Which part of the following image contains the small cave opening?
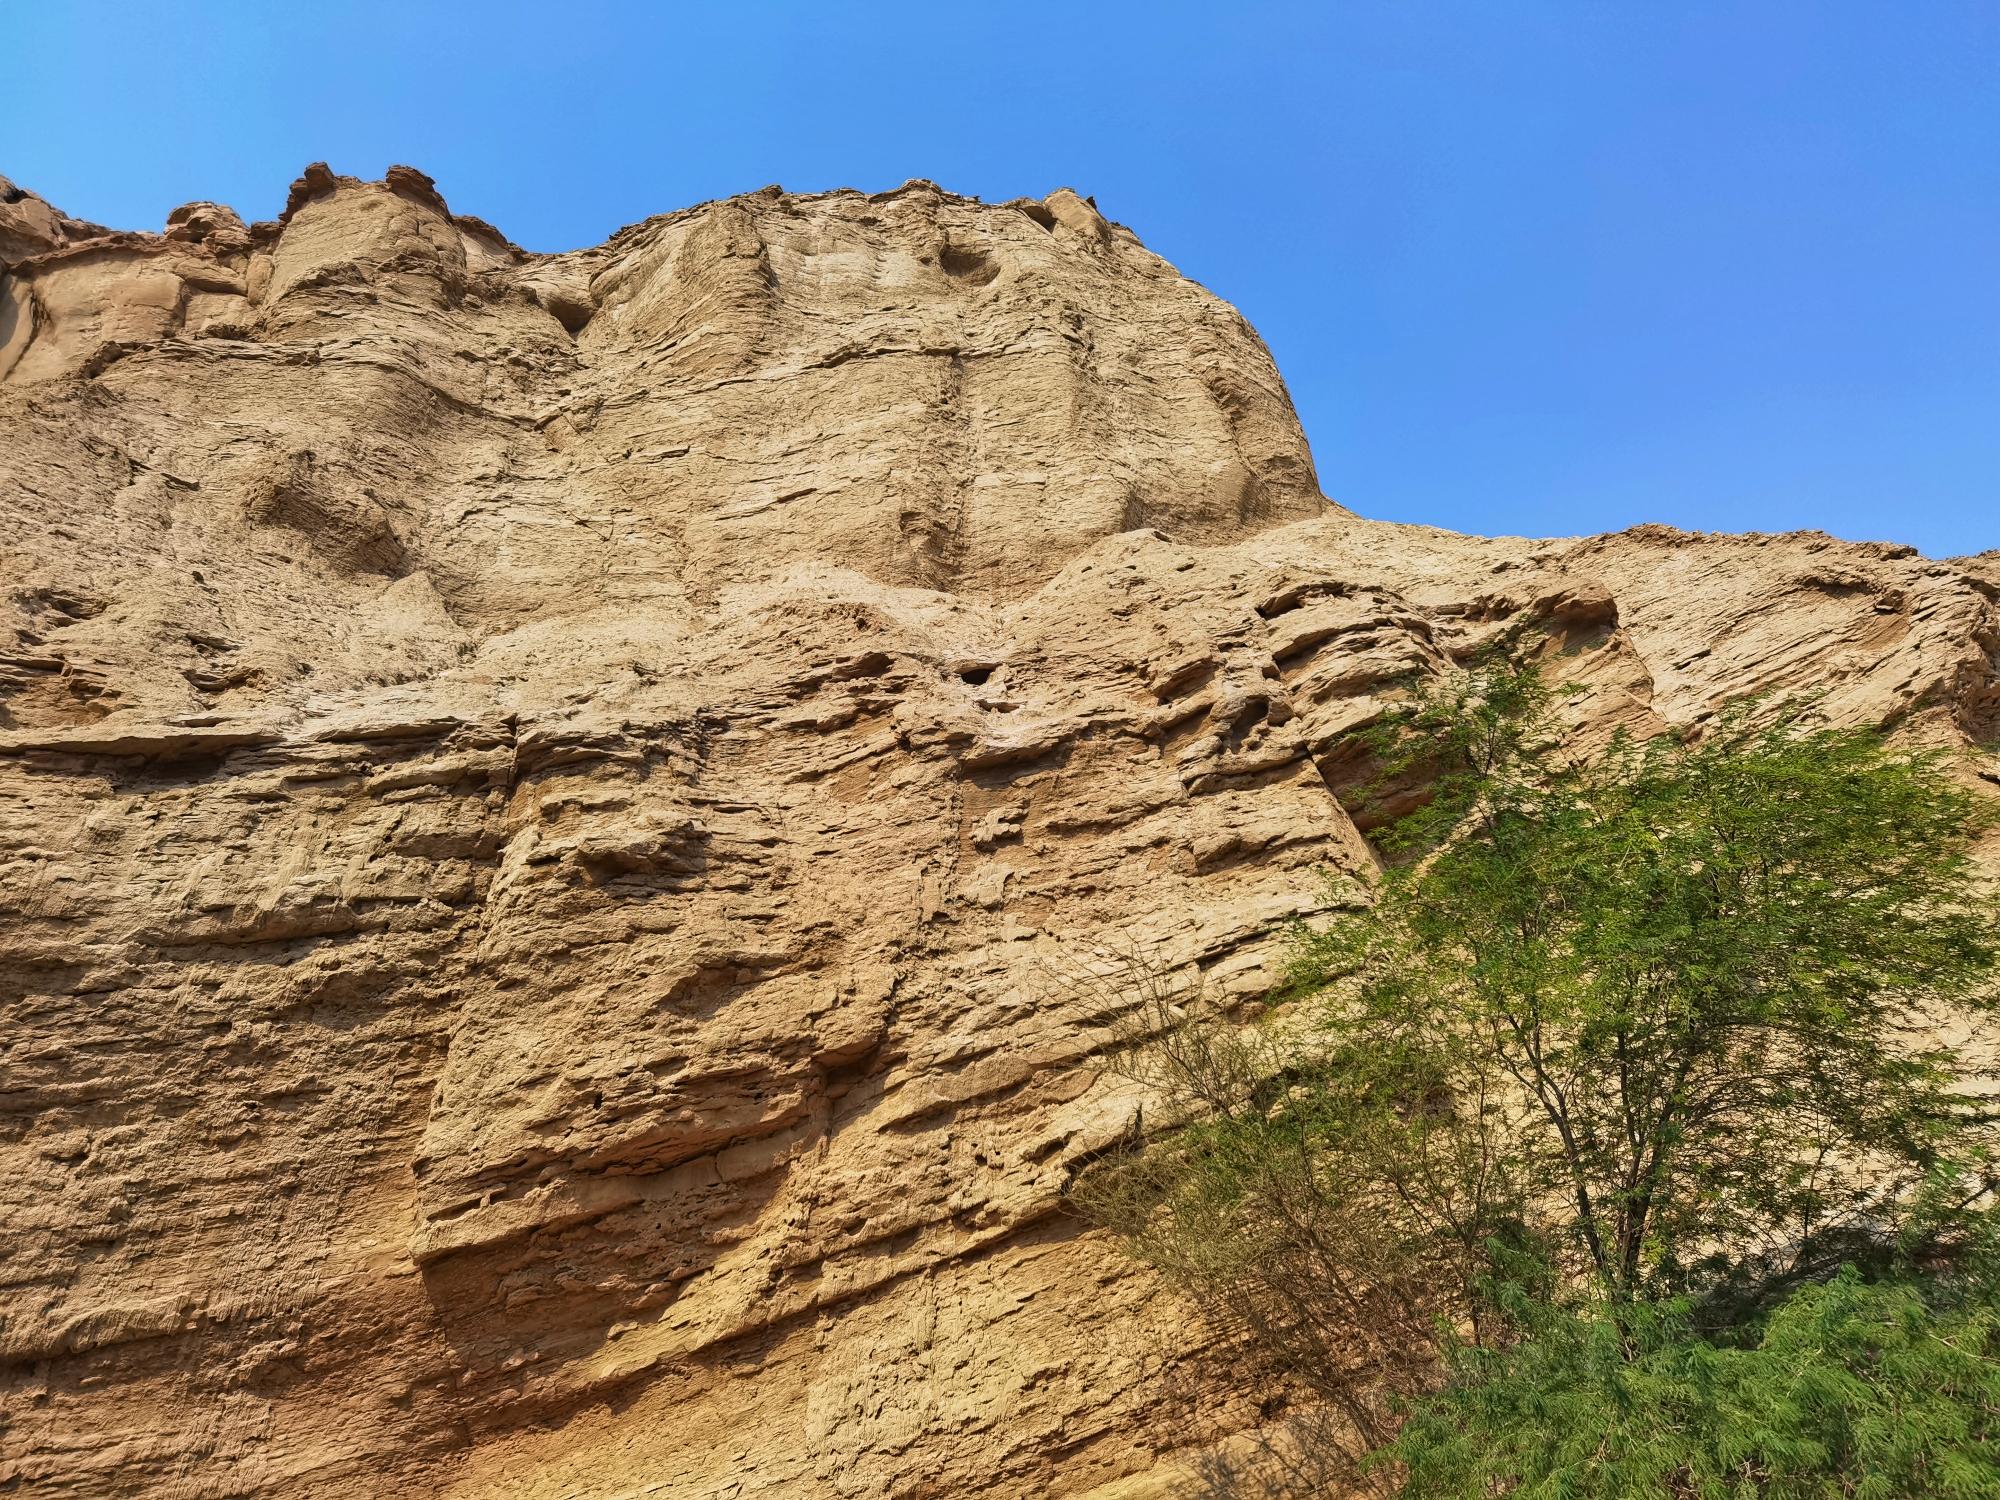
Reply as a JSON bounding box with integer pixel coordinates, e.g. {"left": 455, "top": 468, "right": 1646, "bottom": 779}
{"left": 938, "top": 241, "right": 999, "bottom": 284}
{"left": 957, "top": 665, "right": 995, "bottom": 686}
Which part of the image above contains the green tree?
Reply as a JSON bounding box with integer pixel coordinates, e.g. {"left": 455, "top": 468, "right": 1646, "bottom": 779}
{"left": 1290, "top": 658, "right": 1998, "bottom": 1305}
{"left": 1394, "top": 1250, "right": 2000, "bottom": 1499}
{"left": 1077, "top": 657, "right": 1999, "bottom": 1493}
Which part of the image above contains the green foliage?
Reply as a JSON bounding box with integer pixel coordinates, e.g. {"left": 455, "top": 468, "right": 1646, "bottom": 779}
{"left": 1076, "top": 652, "right": 2000, "bottom": 1495}
{"left": 1393, "top": 1253, "right": 2000, "bottom": 1499}
{"left": 1291, "top": 660, "right": 1998, "bottom": 1301}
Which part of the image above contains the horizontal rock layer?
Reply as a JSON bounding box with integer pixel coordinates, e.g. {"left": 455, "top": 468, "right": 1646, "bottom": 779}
{"left": 2, "top": 166, "right": 1996, "bottom": 1499}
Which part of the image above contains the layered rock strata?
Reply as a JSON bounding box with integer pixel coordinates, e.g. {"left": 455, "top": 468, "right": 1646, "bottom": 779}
{"left": 2, "top": 165, "right": 1995, "bottom": 1499}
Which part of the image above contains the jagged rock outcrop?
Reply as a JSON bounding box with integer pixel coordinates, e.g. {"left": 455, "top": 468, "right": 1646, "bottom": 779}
{"left": 2, "top": 166, "right": 1995, "bottom": 1500}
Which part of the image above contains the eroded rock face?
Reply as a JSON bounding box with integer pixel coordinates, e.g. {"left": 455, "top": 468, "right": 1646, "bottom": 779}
{"left": 2, "top": 167, "right": 1996, "bottom": 1499}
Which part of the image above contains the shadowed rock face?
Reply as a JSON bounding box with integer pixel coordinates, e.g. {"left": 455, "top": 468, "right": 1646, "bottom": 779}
{"left": 2, "top": 166, "right": 1996, "bottom": 1499}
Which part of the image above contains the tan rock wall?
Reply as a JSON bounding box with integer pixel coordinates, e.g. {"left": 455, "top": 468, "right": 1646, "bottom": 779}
{"left": 2, "top": 167, "right": 1995, "bottom": 1498}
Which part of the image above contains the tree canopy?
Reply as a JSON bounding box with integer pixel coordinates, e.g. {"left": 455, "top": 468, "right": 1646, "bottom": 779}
{"left": 1079, "top": 658, "right": 2000, "bottom": 1496}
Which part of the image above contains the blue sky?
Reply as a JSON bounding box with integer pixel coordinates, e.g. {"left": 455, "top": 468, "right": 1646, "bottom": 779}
{"left": 6, "top": 2, "right": 1994, "bottom": 556}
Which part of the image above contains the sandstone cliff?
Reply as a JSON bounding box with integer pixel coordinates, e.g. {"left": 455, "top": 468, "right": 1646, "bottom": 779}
{"left": 2, "top": 165, "right": 1995, "bottom": 1499}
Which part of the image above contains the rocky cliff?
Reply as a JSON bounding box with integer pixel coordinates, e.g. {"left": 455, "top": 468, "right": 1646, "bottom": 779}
{"left": 2, "top": 165, "right": 1996, "bottom": 1499}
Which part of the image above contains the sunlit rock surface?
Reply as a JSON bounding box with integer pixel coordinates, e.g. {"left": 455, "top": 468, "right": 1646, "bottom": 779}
{"left": 3, "top": 164, "right": 1996, "bottom": 1498}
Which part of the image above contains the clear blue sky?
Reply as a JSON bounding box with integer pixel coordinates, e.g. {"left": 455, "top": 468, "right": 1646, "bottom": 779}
{"left": 6, "top": 2, "right": 1994, "bottom": 556}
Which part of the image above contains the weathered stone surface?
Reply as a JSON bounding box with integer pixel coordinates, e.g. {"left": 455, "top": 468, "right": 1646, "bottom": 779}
{"left": 2, "top": 168, "right": 1995, "bottom": 1498}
